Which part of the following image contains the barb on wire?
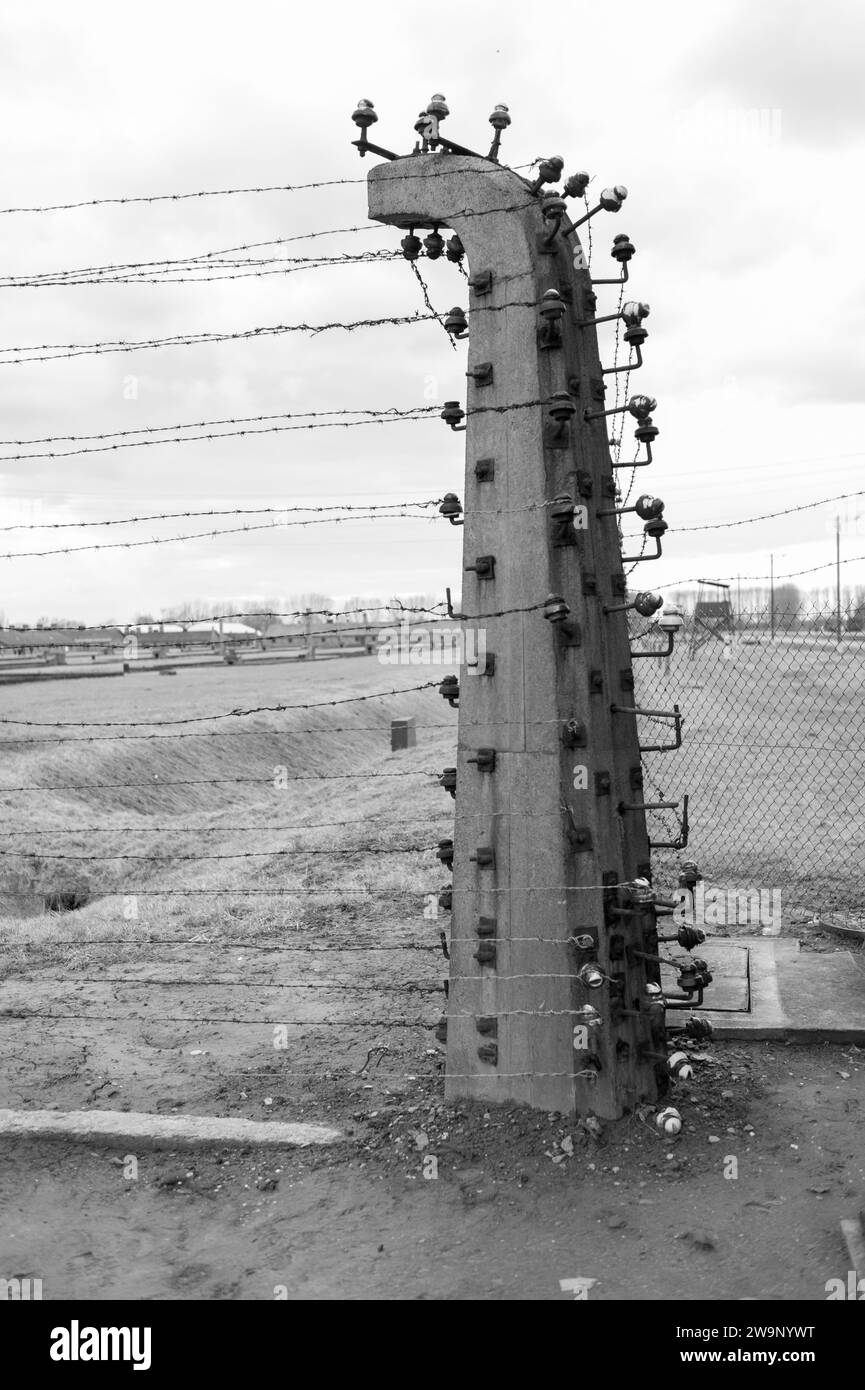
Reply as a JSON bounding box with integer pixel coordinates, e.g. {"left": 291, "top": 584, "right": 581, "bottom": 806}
{"left": 408, "top": 261, "right": 457, "bottom": 350}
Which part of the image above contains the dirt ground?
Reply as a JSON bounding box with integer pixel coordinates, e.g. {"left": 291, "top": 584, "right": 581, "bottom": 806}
{"left": 1, "top": 1038, "right": 863, "bottom": 1300}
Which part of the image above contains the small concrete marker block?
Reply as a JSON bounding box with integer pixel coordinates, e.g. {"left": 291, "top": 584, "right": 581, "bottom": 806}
{"left": 391, "top": 716, "right": 417, "bottom": 751}
{"left": 559, "top": 1277, "right": 597, "bottom": 1300}
{"left": 0, "top": 1109, "right": 342, "bottom": 1149}
{"left": 840, "top": 1216, "right": 865, "bottom": 1274}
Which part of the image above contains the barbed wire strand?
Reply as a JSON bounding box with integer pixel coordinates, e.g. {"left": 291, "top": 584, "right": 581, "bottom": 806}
{"left": 0, "top": 844, "right": 437, "bottom": 861}
{"left": 1, "top": 934, "right": 606, "bottom": 949}
{"left": 0, "top": 396, "right": 547, "bottom": 462}
{"left": 0, "top": 882, "right": 663, "bottom": 897}
{"left": 0, "top": 770, "right": 441, "bottom": 789}
{"left": 0, "top": 296, "right": 555, "bottom": 366}
{"left": 0, "top": 250, "right": 407, "bottom": 289}
{"left": 0, "top": 498, "right": 442, "bottom": 532}
{"left": 0, "top": 680, "right": 440, "bottom": 728}
{"left": 0, "top": 510, "right": 439, "bottom": 560}
{"left": 0, "top": 600, "right": 449, "bottom": 637}
{"left": 0, "top": 167, "right": 539, "bottom": 218}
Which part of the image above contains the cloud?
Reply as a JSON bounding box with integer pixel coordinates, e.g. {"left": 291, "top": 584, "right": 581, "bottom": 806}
{"left": 674, "top": 0, "right": 865, "bottom": 147}
{"left": 2, "top": 0, "right": 865, "bottom": 617}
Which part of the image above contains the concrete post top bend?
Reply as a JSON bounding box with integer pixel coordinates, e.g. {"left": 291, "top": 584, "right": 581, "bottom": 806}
{"left": 368, "top": 154, "right": 539, "bottom": 272}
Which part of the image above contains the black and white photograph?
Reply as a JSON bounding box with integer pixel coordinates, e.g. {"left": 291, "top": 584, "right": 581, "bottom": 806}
{"left": 0, "top": 0, "right": 863, "bottom": 1347}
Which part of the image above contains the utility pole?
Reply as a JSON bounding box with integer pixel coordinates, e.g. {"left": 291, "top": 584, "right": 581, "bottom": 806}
{"left": 770, "top": 553, "right": 775, "bottom": 640}
{"left": 358, "top": 97, "right": 692, "bottom": 1119}
{"left": 836, "top": 515, "right": 842, "bottom": 645}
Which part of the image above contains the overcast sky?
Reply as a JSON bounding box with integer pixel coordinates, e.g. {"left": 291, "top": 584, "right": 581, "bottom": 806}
{"left": 1, "top": 0, "right": 863, "bottom": 622}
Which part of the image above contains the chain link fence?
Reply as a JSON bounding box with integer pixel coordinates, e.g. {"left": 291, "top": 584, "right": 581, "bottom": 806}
{"left": 632, "top": 604, "right": 865, "bottom": 929}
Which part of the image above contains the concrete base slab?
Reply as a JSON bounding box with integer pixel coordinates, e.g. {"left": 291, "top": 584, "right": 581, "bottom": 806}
{"left": 0, "top": 1109, "right": 342, "bottom": 1149}
{"left": 662, "top": 943, "right": 751, "bottom": 1012}
{"left": 668, "top": 938, "right": 865, "bottom": 1042}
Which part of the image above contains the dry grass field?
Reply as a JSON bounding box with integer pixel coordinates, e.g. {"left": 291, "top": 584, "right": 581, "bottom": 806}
{"left": 0, "top": 656, "right": 457, "bottom": 1116}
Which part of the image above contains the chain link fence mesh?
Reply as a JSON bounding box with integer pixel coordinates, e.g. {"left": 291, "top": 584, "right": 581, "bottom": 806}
{"left": 631, "top": 604, "right": 865, "bottom": 931}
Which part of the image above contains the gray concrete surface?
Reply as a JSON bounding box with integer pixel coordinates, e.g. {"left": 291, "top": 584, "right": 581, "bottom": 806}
{"left": 0, "top": 1108, "right": 342, "bottom": 1149}
{"left": 667, "top": 938, "right": 865, "bottom": 1041}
